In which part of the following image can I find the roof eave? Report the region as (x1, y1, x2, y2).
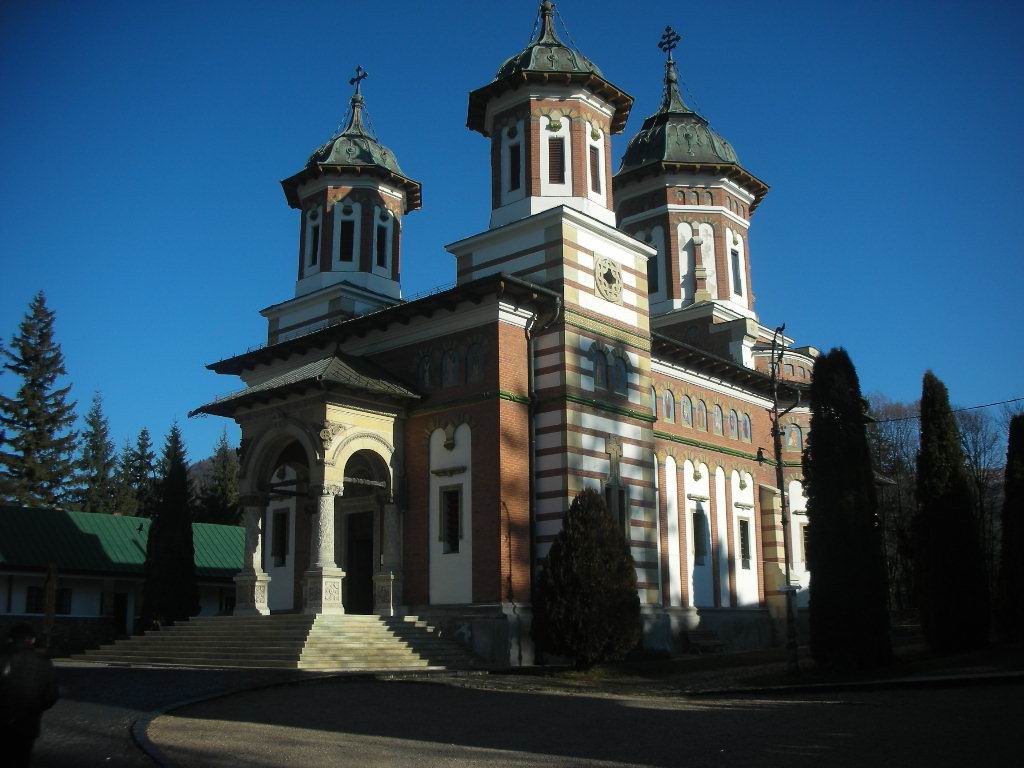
(467, 70, 633, 137)
(280, 165, 423, 212)
(614, 160, 770, 212)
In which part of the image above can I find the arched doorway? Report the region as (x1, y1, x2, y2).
(338, 449, 391, 614)
(264, 439, 311, 612)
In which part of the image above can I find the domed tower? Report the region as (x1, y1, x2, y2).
(614, 31, 769, 363)
(268, 69, 422, 344)
(466, 1, 632, 229)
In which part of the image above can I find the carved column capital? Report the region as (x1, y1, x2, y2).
(311, 483, 344, 498)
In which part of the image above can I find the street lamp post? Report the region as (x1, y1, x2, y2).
(770, 325, 800, 675)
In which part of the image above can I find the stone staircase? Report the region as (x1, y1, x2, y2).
(73, 614, 479, 672)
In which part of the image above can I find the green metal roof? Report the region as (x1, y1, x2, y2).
(494, 1, 604, 81)
(0, 506, 242, 580)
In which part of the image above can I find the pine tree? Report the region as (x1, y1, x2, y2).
(111, 438, 139, 517)
(913, 371, 990, 651)
(196, 429, 240, 525)
(532, 488, 641, 670)
(0, 291, 78, 507)
(141, 423, 199, 625)
(996, 415, 1024, 640)
(74, 392, 117, 513)
(130, 427, 157, 517)
(803, 349, 892, 668)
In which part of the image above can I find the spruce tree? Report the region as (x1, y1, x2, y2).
(532, 488, 641, 670)
(130, 427, 158, 517)
(913, 371, 990, 651)
(0, 291, 78, 507)
(803, 349, 891, 668)
(996, 415, 1024, 640)
(74, 392, 117, 513)
(141, 423, 199, 624)
(111, 438, 139, 517)
(197, 429, 240, 525)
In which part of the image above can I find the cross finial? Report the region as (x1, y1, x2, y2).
(658, 26, 682, 62)
(349, 65, 368, 96)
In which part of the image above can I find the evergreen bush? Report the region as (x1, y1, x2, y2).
(532, 488, 640, 670)
(996, 415, 1024, 640)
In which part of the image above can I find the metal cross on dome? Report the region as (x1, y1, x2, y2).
(349, 65, 368, 95)
(658, 26, 682, 61)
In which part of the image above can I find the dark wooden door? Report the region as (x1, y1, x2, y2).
(345, 512, 374, 614)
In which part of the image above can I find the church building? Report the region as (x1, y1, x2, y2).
(194, 2, 816, 664)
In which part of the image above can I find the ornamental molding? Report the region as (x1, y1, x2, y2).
(594, 256, 624, 305)
(318, 419, 352, 456)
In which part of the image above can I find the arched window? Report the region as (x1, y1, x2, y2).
(466, 344, 484, 384)
(662, 391, 675, 423)
(712, 405, 724, 435)
(786, 424, 803, 451)
(680, 395, 693, 427)
(728, 409, 738, 439)
(703, 190, 714, 206)
(592, 349, 608, 391)
(612, 356, 628, 395)
(784, 363, 794, 377)
(696, 400, 708, 431)
(740, 413, 752, 442)
(650, 386, 658, 416)
(441, 349, 459, 387)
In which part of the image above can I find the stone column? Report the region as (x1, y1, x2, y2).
(302, 484, 345, 615)
(373, 501, 403, 616)
(758, 484, 788, 639)
(234, 494, 271, 616)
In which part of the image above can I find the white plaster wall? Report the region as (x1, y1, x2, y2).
(539, 114, 573, 198)
(686, 462, 714, 608)
(429, 424, 473, 605)
(585, 121, 606, 206)
(664, 455, 683, 608)
(714, 467, 729, 607)
(732, 470, 759, 606)
(331, 200, 362, 269)
(699, 223, 717, 300)
(789, 479, 811, 608)
(499, 119, 527, 208)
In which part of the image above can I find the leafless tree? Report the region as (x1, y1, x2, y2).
(957, 408, 1004, 595)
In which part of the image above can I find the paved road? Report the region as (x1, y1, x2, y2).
(147, 677, 1024, 768)
(33, 662, 312, 768)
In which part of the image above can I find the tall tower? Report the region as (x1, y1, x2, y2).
(268, 69, 422, 344)
(614, 32, 769, 365)
(466, 0, 632, 230)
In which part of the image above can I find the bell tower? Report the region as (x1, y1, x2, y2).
(268, 68, 422, 344)
(466, 1, 632, 229)
(613, 29, 770, 365)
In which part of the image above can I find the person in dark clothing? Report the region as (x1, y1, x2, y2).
(0, 623, 59, 767)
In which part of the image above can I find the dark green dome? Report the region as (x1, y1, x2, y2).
(495, 1, 604, 80)
(618, 60, 739, 173)
(308, 93, 406, 177)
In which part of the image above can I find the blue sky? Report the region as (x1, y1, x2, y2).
(2, 0, 1022, 461)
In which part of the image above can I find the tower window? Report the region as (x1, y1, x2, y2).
(589, 145, 601, 194)
(548, 137, 565, 185)
(376, 225, 387, 268)
(439, 486, 462, 554)
(646, 245, 659, 293)
(339, 220, 355, 263)
(694, 510, 709, 566)
(309, 225, 320, 267)
(731, 249, 743, 295)
(509, 143, 521, 192)
(739, 518, 752, 570)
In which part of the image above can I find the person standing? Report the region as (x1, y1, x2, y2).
(0, 623, 59, 767)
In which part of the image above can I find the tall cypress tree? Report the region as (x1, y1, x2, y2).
(914, 371, 990, 651)
(0, 291, 78, 507)
(141, 423, 199, 624)
(197, 429, 240, 525)
(803, 348, 891, 668)
(996, 415, 1024, 640)
(130, 427, 157, 517)
(74, 392, 117, 513)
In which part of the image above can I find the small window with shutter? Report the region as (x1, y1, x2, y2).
(739, 519, 752, 570)
(589, 145, 601, 194)
(548, 137, 565, 185)
(375, 225, 387, 268)
(309, 225, 320, 267)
